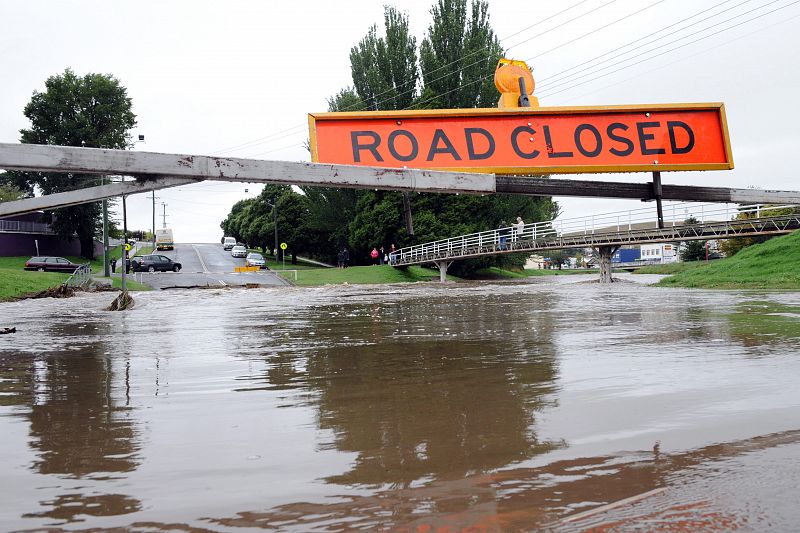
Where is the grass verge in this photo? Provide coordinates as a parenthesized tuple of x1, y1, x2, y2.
(0, 269, 70, 301)
(634, 262, 709, 275)
(0, 253, 150, 301)
(656, 230, 800, 289)
(279, 264, 457, 286)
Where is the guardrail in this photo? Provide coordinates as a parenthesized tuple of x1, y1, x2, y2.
(391, 203, 800, 266)
(63, 263, 92, 288)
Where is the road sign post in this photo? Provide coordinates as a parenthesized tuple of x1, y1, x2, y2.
(280, 242, 287, 270)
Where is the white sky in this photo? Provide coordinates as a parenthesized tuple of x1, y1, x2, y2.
(1, 0, 799, 242)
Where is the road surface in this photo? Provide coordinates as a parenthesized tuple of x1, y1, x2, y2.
(125, 243, 289, 289)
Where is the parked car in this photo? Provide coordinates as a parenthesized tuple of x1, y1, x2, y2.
(131, 254, 182, 272)
(223, 236, 237, 250)
(245, 252, 267, 268)
(231, 245, 248, 258)
(23, 256, 83, 273)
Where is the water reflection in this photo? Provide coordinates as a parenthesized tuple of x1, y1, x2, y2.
(0, 319, 142, 523)
(244, 293, 566, 488)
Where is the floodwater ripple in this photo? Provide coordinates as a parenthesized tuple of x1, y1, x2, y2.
(1, 280, 799, 531)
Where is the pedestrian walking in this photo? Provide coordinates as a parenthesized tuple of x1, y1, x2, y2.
(514, 216, 525, 242)
(110, 257, 117, 273)
(337, 248, 345, 269)
(379, 245, 385, 265)
(498, 220, 509, 250)
(370, 247, 379, 265)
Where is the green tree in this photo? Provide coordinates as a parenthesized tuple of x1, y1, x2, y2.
(350, 7, 418, 110)
(680, 217, 708, 262)
(16, 69, 136, 258)
(718, 204, 800, 257)
(418, 0, 503, 109)
(0, 171, 30, 199)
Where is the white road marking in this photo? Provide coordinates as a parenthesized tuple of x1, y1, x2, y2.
(192, 244, 210, 273)
(219, 280, 227, 286)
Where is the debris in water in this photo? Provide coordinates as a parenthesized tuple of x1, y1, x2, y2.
(1, 327, 16, 335)
(108, 291, 134, 311)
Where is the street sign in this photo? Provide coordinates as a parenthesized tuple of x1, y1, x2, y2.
(124, 243, 132, 252)
(308, 103, 733, 174)
(280, 242, 287, 250)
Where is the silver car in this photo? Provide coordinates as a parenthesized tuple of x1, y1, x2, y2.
(231, 245, 248, 258)
(245, 252, 266, 268)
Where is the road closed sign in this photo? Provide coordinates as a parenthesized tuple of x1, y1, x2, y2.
(309, 103, 732, 174)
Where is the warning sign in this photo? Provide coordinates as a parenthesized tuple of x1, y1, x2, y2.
(309, 103, 732, 174)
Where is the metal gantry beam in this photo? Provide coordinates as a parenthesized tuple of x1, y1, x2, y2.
(2, 143, 800, 218)
(391, 204, 800, 267)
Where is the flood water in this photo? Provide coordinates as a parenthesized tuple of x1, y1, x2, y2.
(1, 275, 800, 531)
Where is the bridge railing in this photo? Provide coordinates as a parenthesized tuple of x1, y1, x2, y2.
(391, 202, 799, 266)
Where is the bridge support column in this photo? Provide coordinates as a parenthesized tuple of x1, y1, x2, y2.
(596, 245, 620, 284)
(435, 260, 453, 283)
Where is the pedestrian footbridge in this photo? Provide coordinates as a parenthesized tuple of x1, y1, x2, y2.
(390, 203, 800, 282)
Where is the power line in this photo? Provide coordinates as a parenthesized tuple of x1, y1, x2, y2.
(538, 0, 800, 98)
(213, 0, 620, 157)
(539, 0, 746, 86)
(538, 0, 783, 94)
(558, 10, 800, 104)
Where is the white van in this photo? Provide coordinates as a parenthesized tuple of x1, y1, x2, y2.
(223, 236, 237, 250)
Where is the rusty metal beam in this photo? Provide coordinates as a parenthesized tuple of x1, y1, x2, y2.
(0, 176, 196, 217)
(495, 176, 800, 204)
(0, 142, 495, 194)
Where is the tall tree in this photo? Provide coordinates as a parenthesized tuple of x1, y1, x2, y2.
(680, 217, 708, 262)
(17, 69, 136, 258)
(350, 7, 418, 110)
(418, 0, 503, 109)
(0, 172, 25, 202)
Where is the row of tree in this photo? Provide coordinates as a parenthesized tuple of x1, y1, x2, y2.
(221, 0, 558, 272)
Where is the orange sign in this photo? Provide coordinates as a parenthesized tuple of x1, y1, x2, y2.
(309, 103, 732, 174)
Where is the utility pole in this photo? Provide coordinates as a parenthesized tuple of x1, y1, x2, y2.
(122, 194, 128, 292)
(102, 175, 110, 277)
(273, 195, 278, 259)
(161, 202, 168, 228)
(151, 191, 159, 248)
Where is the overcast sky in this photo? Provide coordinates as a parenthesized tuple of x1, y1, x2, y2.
(2, 0, 799, 242)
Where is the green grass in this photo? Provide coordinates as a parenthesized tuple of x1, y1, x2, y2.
(0, 252, 149, 301)
(133, 245, 154, 256)
(106, 277, 151, 292)
(522, 268, 599, 276)
(247, 249, 326, 270)
(656, 231, 800, 289)
(0, 269, 70, 300)
(634, 262, 709, 275)
(280, 264, 457, 286)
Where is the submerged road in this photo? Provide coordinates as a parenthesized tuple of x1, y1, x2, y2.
(128, 243, 289, 289)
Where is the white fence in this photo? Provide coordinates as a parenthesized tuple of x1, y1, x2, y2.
(0, 219, 56, 234)
(391, 202, 799, 266)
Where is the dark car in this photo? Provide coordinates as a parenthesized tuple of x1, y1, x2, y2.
(131, 254, 182, 273)
(23, 256, 82, 273)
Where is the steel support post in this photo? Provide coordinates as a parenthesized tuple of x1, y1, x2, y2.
(596, 245, 620, 284)
(121, 195, 127, 293)
(102, 196, 110, 277)
(652, 171, 664, 229)
(436, 260, 452, 283)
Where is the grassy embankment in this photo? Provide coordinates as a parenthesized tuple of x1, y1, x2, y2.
(278, 264, 458, 285)
(0, 252, 149, 302)
(654, 231, 800, 289)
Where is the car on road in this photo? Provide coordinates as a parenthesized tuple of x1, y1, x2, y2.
(223, 236, 237, 250)
(231, 245, 248, 258)
(245, 252, 267, 269)
(131, 254, 182, 272)
(23, 256, 83, 273)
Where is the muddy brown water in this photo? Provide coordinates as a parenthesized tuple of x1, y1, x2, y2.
(1, 275, 800, 531)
